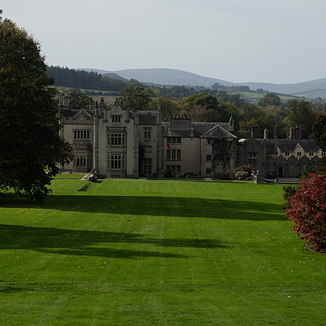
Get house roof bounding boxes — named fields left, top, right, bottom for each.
left=218, top=122, right=234, bottom=132
left=276, top=139, right=319, bottom=152
left=239, top=138, right=319, bottom=154
left=162, top=119, right=236, bottom=139
left=137, top=110, right=158, bottom=125
left=170, top=118, right=192, bottom=131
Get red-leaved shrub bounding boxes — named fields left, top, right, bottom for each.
left=286, top=174, right=326, bottom=252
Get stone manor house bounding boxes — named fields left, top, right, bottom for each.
left=59, top=97, right=325, bottom=179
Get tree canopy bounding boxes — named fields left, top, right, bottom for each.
left=66, top=91, right=93, bottom=110
left=149, top=97, right=179, bottom=121
left=257, top=93, right=281, bottom=107
left=119, top=86, right=154, bottom=110
left=0, top=15, right=73, bottom=200
left=283, top=99, right=319, bottom=139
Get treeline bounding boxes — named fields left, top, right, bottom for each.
left=46, top=66, right=130, bottom=93
left=211, top=83, right=251, bottom=92
left=48, top=67, right=325, bottom=139
left=147, top=93, right=322, bottom=139
left=46, top=66, right=248, bottom=103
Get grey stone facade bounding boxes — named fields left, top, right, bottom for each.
left=60, top=99, right=237, bottom=178
left=60, top=99, right=324, bottom=178
left=236, top=128, right=324, bottom=178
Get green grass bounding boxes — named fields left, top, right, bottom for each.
left=53, top=173, right=85, bottom=179
left=0, top=179, right=325, bottom=325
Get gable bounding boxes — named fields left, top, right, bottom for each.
left=73, top=109, right=93, bottom=120
left=200, top=124, right=237, bottom=139
left=110, top=99, right=126, bottom=114
left=277, top=139, right=319, bottom=153
left=294, top=143, right=303, bottom=151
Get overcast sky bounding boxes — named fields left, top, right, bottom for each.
left=2, top=0, right=326, bottom=84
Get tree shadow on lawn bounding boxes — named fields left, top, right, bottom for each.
left=0, top=224, right=229, bottom=259
left=0, top=194, right=285, bottom=221
left=44, top=195, right=284, bottom=221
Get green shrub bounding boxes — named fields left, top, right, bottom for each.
left=232, top=165, right=252, bottom=180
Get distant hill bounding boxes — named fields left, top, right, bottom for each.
left=240, top=78, right=326, bottom=96
left=105, top=73, right=128, bottom=81
left=80, top=68, right=326, bottom=97
left=109, top=68, right=234, bottom=88
left=293, top=89, right=326, bottom=98
left=81, top=68, right=233, bottom=87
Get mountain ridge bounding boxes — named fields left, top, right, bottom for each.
left=110, top=68, right=234, bottom=87
left=239, top=78, right=326, bottom=95
left=81, top=68, right=326, bottom=96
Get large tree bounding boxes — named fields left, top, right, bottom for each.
left=283, top=99, right=319, bottom=139
left=149, top=97, right=179, bottom=121
left=312, top=111, right=326, bottom=172
left=67, top=91, right=93, bottom=110
left=257, top=93, right=281, bottom=107
left=313, top=112, right=326, bottom=152
left=0, top=13, right=73, bottom=200
left=237, top=103, right=267, bottom=138
left=119, top=86, right=154, bottom=110
left=180, top=92, right=233, bottom=122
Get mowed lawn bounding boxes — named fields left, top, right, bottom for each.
left=0, top=179, right=325, bottom=325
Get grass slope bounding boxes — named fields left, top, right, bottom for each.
left=0, top=179, right=325, bottom=325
